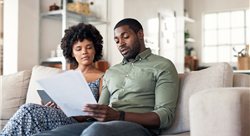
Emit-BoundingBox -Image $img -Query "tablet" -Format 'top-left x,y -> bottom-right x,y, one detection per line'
37,90 -> 57,106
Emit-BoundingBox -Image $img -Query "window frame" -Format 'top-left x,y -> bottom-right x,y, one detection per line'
202,8 -> 249,66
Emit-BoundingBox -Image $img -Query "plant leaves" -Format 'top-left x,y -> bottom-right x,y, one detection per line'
233,47 -> 237,52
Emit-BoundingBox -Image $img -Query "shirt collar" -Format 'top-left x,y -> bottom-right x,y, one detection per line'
122,48 -> 152,64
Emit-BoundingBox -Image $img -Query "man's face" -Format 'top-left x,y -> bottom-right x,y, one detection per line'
114,25 -> 141,61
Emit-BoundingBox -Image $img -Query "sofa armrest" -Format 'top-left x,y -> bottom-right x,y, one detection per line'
189,87 -> 250,136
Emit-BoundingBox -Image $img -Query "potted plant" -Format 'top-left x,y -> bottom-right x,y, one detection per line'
233,45 -> 250,70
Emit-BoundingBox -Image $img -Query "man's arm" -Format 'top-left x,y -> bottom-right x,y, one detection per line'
83,104 -> 160,128
83,62 -> 179,129
84,72 -> 160,128
151,62 -> 179,129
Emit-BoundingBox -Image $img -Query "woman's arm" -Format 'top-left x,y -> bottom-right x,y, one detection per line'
98,77 -> 104,99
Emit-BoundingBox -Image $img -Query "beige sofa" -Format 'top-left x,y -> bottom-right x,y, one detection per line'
0,62 -> 249,136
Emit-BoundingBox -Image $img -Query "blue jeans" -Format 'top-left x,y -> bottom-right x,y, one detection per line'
32,121 -> 156,136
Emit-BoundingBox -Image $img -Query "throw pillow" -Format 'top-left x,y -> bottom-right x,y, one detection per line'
25,65 -> 63,104
0,70 -> 31,120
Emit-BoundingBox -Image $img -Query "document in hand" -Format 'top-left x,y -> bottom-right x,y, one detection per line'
36,70 -> 97,117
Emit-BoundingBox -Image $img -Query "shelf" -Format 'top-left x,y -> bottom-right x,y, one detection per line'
184,17 -> 195,23
41,10 -> 107,25
186,38 -> 195,43
42,57 -> 66,62
41,57 -> 67,70
39,0 -> 108,70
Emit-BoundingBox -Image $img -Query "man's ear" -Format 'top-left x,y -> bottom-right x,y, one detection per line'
72,52 -> 75,58
137,29 -> 144,40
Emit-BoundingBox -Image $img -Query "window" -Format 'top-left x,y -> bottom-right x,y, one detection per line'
203,9 -> 249,64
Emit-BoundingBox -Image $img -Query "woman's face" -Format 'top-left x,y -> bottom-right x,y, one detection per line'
72,39 -> 96,66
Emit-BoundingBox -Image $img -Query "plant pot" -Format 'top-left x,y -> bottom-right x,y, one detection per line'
237,57 -> 250,70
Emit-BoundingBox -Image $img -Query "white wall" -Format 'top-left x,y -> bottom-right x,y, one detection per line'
3,0 -> 18,74
185,0 -> 249,67
106,0 -> 125,67
122,0 -> 184,73
90,0 -> 109,62
0,4 -> 2,34
40,0 -> 62,61
18,0 -> 39,71
3,0 -> 39,75
3,0 -> 184,74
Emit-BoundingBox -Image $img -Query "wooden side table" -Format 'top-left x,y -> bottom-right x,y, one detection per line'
185,56 -> 199,71
94,61 -> 109,72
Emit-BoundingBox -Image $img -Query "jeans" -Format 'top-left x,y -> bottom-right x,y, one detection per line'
32,121 -> 156,136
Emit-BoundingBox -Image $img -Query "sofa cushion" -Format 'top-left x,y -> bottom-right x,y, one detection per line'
0,70 -> 31,120
25,65 -> 63,104
233,74 -> 250,87
161,62 -> 233,135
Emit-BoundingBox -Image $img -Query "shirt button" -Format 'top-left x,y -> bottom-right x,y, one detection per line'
132,63 -> 134,65
126,74 -> 128,77
122,89 -> 125,91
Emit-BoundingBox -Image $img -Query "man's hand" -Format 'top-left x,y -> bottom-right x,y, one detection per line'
82,104 -> 120,122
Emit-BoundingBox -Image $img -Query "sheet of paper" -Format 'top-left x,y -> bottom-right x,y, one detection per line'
36,70 -> 97,117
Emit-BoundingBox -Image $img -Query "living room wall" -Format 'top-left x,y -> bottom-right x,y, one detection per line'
123,0 -> 184,73
107,0 -> 185,73
3,0 -> 39,75
3,0 -> 184,74
3,0 -> 108,75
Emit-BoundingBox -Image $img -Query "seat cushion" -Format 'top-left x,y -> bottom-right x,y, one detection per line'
161,62 -> 233,135
25,65 -> 63,104
0,70 -> 31,120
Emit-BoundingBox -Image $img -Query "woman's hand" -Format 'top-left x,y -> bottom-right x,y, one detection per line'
82,104 -> 120,122
41,100 -> 61,110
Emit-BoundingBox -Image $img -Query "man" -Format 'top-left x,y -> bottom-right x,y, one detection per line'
34,18 -> 179,136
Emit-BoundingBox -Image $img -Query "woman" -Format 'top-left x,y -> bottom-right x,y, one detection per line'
0,23 -> 105,136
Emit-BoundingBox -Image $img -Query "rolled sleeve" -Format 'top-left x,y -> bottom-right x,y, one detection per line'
152,63 -> 179,129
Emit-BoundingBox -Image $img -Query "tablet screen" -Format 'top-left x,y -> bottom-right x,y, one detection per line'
37,90 -> 57,106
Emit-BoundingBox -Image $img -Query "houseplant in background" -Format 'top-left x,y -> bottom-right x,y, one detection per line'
233,45 -> 250,70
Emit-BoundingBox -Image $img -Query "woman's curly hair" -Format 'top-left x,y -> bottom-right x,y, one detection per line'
61,23 -> 103,66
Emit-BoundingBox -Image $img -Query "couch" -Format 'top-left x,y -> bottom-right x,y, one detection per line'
0,62 -> 249,136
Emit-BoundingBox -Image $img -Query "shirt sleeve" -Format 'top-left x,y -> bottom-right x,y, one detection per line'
98,73 -> 110,105
151,60 -> 179,129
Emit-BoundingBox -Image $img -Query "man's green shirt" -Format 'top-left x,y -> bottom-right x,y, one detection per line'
98,48 -> 179,133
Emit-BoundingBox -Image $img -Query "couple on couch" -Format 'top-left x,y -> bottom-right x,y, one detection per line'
0,18 -> 179,136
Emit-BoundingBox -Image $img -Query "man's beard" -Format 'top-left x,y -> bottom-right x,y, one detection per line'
123,39 -> 141,60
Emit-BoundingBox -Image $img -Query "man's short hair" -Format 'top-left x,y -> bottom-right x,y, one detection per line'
114,18 -> 143,34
